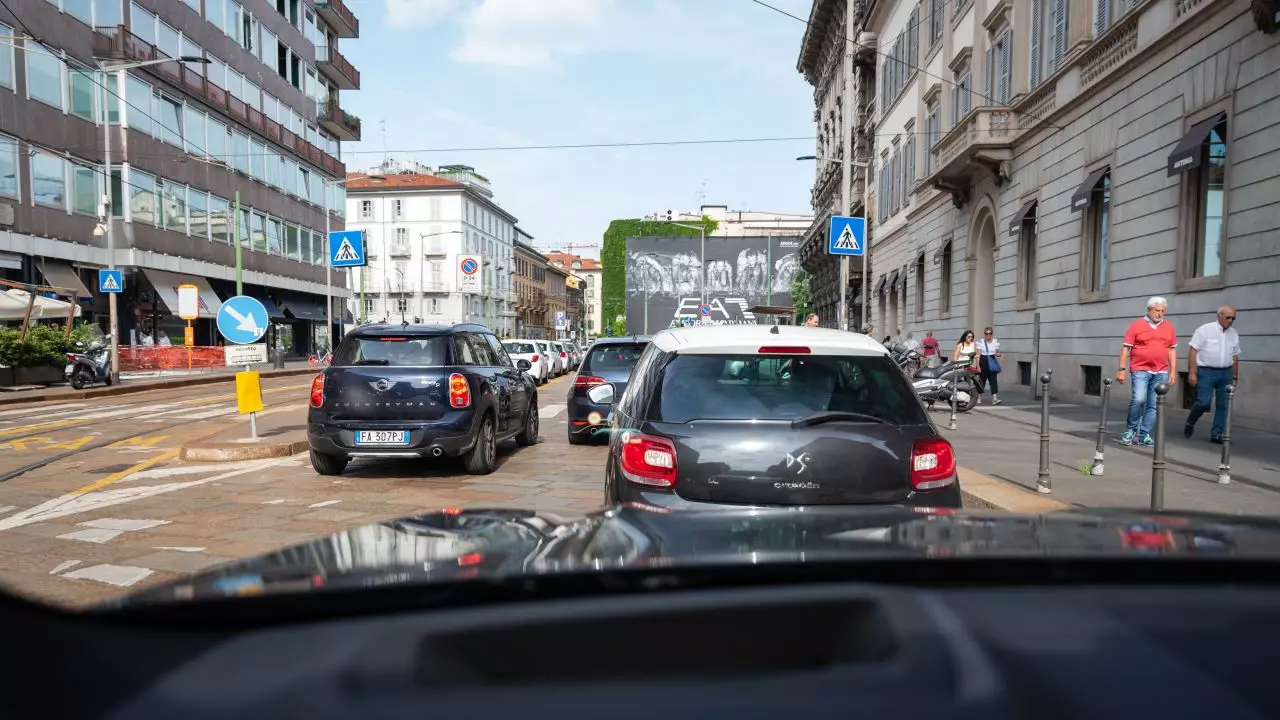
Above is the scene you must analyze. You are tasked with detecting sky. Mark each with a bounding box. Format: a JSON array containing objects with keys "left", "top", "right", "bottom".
[{"left": 339, "top": 0, "right": 820, "bottom": 258}]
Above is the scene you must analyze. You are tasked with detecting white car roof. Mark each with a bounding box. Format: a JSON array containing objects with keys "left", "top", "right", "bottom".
[{"left": 650, "top": 325, "right": 888, "bottom": 357}]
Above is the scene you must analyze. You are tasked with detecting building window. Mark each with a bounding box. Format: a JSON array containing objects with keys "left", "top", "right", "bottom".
[
  {"left": 153, "top": 94, "right": 183, "bottom": 146},
  {"left": 905, "top": 133, "right": 916, "bottom": 200},
  {"left": 952, "top": 67, "right": 971, "bottom": 124},
  {"left": 395, "top": 227, "right": 408, "bottom": 243},
  {"left": 1016, "top": 209, "right": 1038, "bottom": 304},
  {"left": 914, "top": 254, "right": 925, "bottom": 317},
  {"left": 392, "top": 198, "right": 403, "bottom": 219},
  {"left": 0, "top": 24, "right": 13, "bottom": 89},
  {"left": 161, "top": 180, "right": 187, "bottom": 234},
  {"left": 1095, "top": 0, "right": 1130, "bottom": 36},
  {"left": 364, "top": 297, "right": 375, "bottom": 316},
  {"left": 985, "top": 30, "right": 1012, "bottom": 105},
  {"left": 31, "top": 152, "right": 67, "bottom": 209},
  {"left": 266, "top": 217, "right": 282, "bottom": 254},
  {"left": 360, "top": 199, "right": 373, "bottom": 219},
  {"left": 128, "top": 169, "right": 156, "bottom": 225},
  {"left": 940, "top": 242, "right": 953, "bottom": 314},
  {"left": 923, "top": 101, "right": 939, "bottom": 177},
  {"left": 929, "top": 0, "right": 944, "bottom": 45},
  {"left": 1030, "top": 0, "right": 1068, "bottom": 88},
  {"left": 0, "top": 135, "right": 17, "bottom": 200},
  {"left": 1176, "top": 115, "right": 1228, "bottom": 281},
  {"left": 25, "top": 41, "right": 64, "bottom": 108},
  {"left": 1074, "top": 169, "right": 1111, "bottom": 294},
  {"left": 71, "top": 163, "right": 99, "bottom": 216},
  {"left": 210, "top": 195, "right": 230, "bottom": 243},
  {"left": 189, "top": 190, "right": 209, "bottom": 238}
]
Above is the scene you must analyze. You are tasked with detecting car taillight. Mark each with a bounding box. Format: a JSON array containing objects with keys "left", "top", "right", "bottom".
[
  {"left": 66, "top": 354, "right": 76, "bottom": 363},
  {"left": 309, "top": 373, "right": 325, "bottom": 408},
  {"left": 757, "top": 346, "right": 811, "bottom": 354},
  {"left": 448, "top": 373, "right": 470, "bottom": 408},
  {"left": 574, "top": 374, "right": 606, "bottom": 389},
  {"left": 560, "top": 351, "right": 567, "bottom": 358},
  {"left": 619, "top": 432, "right": 678, "bottom": 488},
  {"left": 531, "top": 354, "right": 539, "bottom": 362},
  {"left": 910, "top": 437, "right": 956, "bottom": 491}
]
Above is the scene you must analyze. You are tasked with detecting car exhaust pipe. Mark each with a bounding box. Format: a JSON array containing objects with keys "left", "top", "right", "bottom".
[{"left": 431, "top": 447, "right": 443, "bottom": 457}]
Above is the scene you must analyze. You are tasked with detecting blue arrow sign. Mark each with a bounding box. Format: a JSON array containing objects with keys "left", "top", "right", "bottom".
[
  {"left": 328, "top": 230, "right": 367, "bottom": 268},
  {"left": 98, "top": 269, "right": 123, "bottom": 294},
  {"left": 828, "top": 216, "right": 866, "bottom": 256},
  {"left": 217, "top": 295, "right": 269, "bottom": 345}
]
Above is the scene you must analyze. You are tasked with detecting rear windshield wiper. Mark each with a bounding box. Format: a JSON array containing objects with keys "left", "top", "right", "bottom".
[
  {"left": 354, "top": 359, "right": 390, "bottom": 365},
  {"left": 790, "top": 411, "right": 888, "bottom": 428}
]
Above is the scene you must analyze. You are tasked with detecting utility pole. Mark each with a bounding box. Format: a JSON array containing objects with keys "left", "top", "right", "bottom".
[
  {"left": 838, "top": 0, "right": 854, "bottom": 331},
  {"left": 101, "top": 68, "right": 120, "bottom": 384}
]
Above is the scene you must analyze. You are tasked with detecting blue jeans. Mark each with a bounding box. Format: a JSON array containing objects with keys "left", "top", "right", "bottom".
[
  {"left": 1187, "top": 366, "right": 1232, "bottom": 439},
  {"left": 1126, "top": 370, "right": 1169, "bottom": 437}
]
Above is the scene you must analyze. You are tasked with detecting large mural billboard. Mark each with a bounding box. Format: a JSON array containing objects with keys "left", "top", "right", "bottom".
[{"left": 624, "top": 235, "right": 800, "bottom": 334}]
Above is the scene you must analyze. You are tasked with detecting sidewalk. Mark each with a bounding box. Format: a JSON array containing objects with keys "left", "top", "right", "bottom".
[
  {"left": 179, "top": 402, "right": 310, "bottom": 462},
  {"left": 0, "top": 361, "right": 318, "bottom": 406},
  {"left": 943, "top": 386, "right": 1280, "bottom": 516}
]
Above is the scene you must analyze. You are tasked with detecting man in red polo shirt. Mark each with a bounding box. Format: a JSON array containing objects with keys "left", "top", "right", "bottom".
[{"left": 1115, "top": 296, "right": 1178, "bottom": 447}]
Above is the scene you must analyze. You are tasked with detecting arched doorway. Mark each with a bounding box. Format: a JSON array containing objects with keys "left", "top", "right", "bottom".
[{"left": 969, "top": 211, "right": 996, "bottom": 332}]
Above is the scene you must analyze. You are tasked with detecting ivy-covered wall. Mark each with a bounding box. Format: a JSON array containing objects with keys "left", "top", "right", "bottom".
[{"left": 600, "top": 218, "right": 718, "bottom": 336}]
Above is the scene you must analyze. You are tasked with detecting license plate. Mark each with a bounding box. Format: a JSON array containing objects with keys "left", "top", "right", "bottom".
[
  {"left": 354, "top": 430, "right": 409, "bottom": 445},
  {"left": 64, "top": 364, "right": 74, "bottom": 374}
]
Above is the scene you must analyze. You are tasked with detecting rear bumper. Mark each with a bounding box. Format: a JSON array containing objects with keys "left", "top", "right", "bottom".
[
  {"left": 616, "top": 478, "right": 964, "bottom": 511},
  {"left": 566, "top": 396, "right": 611, "bottom": 437},
  {"left": 307, "top": 409, "right": 480, "bottom": 459}
]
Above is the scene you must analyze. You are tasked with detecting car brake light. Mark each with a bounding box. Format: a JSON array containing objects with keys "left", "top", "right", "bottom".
[
  {"left": 309, "top": 373, "right": 325, "bottom": 408},
  {"left": 560, "top": 351, "right": 566, "bottom": 357},
  {"left": 757, "top": 346, "right": 811, "bottom": 354},
  {"left": 619, "top": 432, "right": 678, "bottom": 488},
  {"left": 531, "top": 354, "right": 539, "bottom": 362},
  {"left": 574, "top": 374, "right": 606, "bottom": 389},
  {"left": 910, "top": 437, "right": 957, "bottom": 491},
  {"left": 448, "top": 373, "right": 470, "bottom": 408}
]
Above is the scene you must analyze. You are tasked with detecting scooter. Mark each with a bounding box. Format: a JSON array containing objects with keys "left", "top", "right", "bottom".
[
  {"left": 912, "top": 359, "right": 979, "bottom": 412},
  {"left": 65, "top": 341, "right": 111, "bottom": 390}
]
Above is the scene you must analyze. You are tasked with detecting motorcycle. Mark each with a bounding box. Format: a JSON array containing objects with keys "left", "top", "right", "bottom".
[
  {"left": 65, "top": 341, "right": 111, "bottom": 390},
  {"left": 911, "top": 358, "right": 979, "bottom": 412}
]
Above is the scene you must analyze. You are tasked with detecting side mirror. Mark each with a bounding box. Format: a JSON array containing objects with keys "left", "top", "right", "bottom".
[
  {"left": 74, "top": 341, "right": 86, "bottom": 348},
  {"left": 586, "top": 382, "right": 615, "bottom": 405},
  {"left": 516, "top": 358, "right": 532, "bottom": 371}
]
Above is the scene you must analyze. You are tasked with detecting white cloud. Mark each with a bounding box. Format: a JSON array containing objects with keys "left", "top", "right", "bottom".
[
  {"left": 451, "top": 0, "right": 613, "bottom": 70},
  {"left": 383, "top": 0, "right": 464, "bottom": 30}
]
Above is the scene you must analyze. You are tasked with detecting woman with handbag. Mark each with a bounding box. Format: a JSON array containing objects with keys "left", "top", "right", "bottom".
[{"left": 976, "top": 326, "right": 1004, "bottom": 405}]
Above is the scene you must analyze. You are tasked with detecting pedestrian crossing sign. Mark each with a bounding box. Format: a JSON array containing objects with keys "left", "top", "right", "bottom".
[
  {"left": 328, "top": 230, "right": 367, "bottom": 268},
  {"left": 98, "top": 268, "right": 123, "bottom": 293},
  {"left": 828, "top": 216, "right": 866, "bottom": 257}
]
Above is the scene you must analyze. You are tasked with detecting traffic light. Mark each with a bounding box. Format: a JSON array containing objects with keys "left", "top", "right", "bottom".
[{"left": 665, "top": 209, "right": 673, "bottom": 221}]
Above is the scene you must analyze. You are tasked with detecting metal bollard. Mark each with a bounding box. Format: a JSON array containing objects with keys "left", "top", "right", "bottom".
[
  {"left": 1150, "top": 382, "right": 1170, "bottom": 511},
  {"left": 1037, "top": 370, "right": 1053, "bottom": 494},
  {"left": 1090, "top": 378, "right": 1113, "bottom": 476},
  {"left": 947, "top": 377, "right": 958, "bottom": 430},
  {"left": 1218, "top": 384, "right": 1236, "bottom": 485}
]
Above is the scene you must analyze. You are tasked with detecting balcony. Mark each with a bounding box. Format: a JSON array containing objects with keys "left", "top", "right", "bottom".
[
  {"left": 926, "top": 108, "right": 1019, "bottom": 206},
  {"left": 422, "top": 243, "right": 448, "bottom": 256},
  {"left": 388, "top": 243, "right": 411, "bottom": 257},
  {"left": 421, "top": 281, "right": 450, "bottom": 293},
  {"left": 315, "top": 0, "right": 360, "bottom": 38},
  {"left": 317, "top": 46, "right": 360, "bottom": 90},
  {"left": 93, "top": 25, "right": 346, "bottom": 179},
  {"left": 319, "top": 98, "right": 361, "bottom": 142}
]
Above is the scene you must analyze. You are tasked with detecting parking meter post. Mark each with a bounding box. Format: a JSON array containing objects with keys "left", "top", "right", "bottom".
[
  {"left": 1037, "top": 370, "right": 1053, "bottom": 494},
  {"left": 1217, "top": 383, "right": 1236, "bottom": 485},
  {"left": 1150, "top": 382, "right": 1170, "bottom": 510},
  {"left": 1090, "top": 378, "right": 1112, "bottom": 476}
]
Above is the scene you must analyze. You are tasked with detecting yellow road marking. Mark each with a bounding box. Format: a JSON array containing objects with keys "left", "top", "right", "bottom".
[
  {"left": 69, "top": 449, "right": 179, "bottom": 495},
  {"left": 0, "top": 436, "right": 54, "bottom": 451},
  {"left": 0, "top": 419, "right": 82, "bottom": 437},
  {"left": 41, "top": 435, "right": 94, "bottom": 451},
  {"left": 107, "top": 435, "right": 168, "bottom": 449}
]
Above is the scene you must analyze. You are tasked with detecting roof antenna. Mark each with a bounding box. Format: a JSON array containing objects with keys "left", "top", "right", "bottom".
[{"left": 770, "top": 324, "right": 780, "bottom": 334}]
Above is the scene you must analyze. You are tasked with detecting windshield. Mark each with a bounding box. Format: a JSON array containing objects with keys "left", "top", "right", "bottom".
[
  {"left": 505, "top": 342, "right": 536, "bottom": 355},
  {"left": 584, "top": 343, "right": 646, "bottom": 372},
  {"left": 331, "top": 336, "right": 449, "bottom": 366}
]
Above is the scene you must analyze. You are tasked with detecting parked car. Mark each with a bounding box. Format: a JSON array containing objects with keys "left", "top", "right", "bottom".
[
  {"left": 601, "top": 324, "right": 960, "bottom": 509},
  {"left": 539, "top": 340, "right": 563, "bottom": 377},
  {"left": 503, "top": 339, "right": 549, "bottom": 384},
  {"left": 551, "top": 341, "right": 571, "bottom": 373},
  {"left": 307, "top": 323, "right": 540, "bottom": 477},
  {"left": 566, "top": 336, "right": 650, "bottom": 445}
]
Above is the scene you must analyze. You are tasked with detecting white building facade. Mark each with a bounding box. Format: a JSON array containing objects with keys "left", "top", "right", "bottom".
[
  {"left": 344, "top": 164, "right": 517, "bottom": 335},
  {"left": 858, "top": 0, "right": 1280, "bottom": 429}
]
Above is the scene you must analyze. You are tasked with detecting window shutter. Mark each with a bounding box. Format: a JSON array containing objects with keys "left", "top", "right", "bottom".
[
  {"left": 998, "top": 31, "right": 1012, "bottom": 103},
  {"left": 1095, "top": 0, "right": 1109, "bottom": 36},
  {"left": 1052, "top": 0, "right": 1068, "bottom": 69},
  {"left": 1030, "top": 0, "right": 1043, "bottom": 87},
  {"left": 951, "top": 83, "right": 959, "bottom": 124},
  {"left": 909, "top": 6, "right": 920, "bottom": 66},
  {"left": 984, "top": 45, "right": 994, "bottom": 106},
  {"left": 906, "top": 135, "right": 916, "bottom": 201}
]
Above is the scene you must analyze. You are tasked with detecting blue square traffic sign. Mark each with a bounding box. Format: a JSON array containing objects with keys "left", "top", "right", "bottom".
[
  {"left": 98, "top": 268, "right": 123, "bottom": 293},
  {"left": 328, "top": 230, "right": 367, "bottom": 268},
  {"left": 828, "top": 216, "right": 866, "bottom": 256}
]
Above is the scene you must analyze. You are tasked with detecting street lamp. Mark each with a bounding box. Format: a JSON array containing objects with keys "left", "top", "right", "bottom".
[
  {"left": 418, "top": 230, "right": 462, "bottom": 322},
  {"left": 97, "top": 55, "right": 208, "bottom": 384},
  {"left": 667, "top": 220, "right": 708, "bottom": 306},
  {"left": 797, "top": 154, "right": 871, "bottom": 331}
]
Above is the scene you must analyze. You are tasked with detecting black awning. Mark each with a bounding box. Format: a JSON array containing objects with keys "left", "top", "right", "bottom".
[
  {"left": 279, "top": 293, "right": 327, "bottom": 322},
  {"left": 1167, "top": 112, "right": 1226, "bottom": 176},
  {"left": 1070, "top": 166, "right": 1111, "bottom": 212},
  {"left": 1008, "top": 200, "right": 1038, "bottom": 236},
  {"left": 873, "top": 274, "right": 888, "bottom": 296},
  {"left": 244, "top": 286, "right": 287, "bottom": 319},
  {"left": 887, "top": 269, "right": 901, "bottom": 293}
]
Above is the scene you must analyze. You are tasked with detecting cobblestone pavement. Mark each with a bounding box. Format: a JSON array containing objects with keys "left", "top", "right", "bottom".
[{"left": 0, "top": 373, "right": 605, "bottom": 609}]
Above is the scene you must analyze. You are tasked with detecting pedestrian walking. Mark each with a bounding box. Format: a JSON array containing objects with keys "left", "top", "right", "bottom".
[
  {"left": 975, "top": 326, "right": 1003, "bottom": 405},
  {"left": 1116, "top": 296, "right": 1178, "bottom": 447},
  {"left": 921, "top": 330, "right": 940, "bottom": 368},
  {"left": 953, "top": 330, "right": 977, "bottom": 365},
  {"left": 1185, "top": 305, "right": 1240, "bottom": 444}
]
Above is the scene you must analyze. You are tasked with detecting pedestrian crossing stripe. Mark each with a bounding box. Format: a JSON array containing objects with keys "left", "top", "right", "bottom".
[
  {"left": 333, "top": 238, "right": 360, "bottom": 262},
  {"left": 100, "top": 274, "right": 120, "bottom": 291},
  {"left": 834, "top": 225, "right": 860, "bottom": 251}
]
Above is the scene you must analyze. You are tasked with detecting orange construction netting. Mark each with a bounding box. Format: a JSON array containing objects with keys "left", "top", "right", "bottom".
[{"left": 118, "top": 346, "right": 228, "bottom": 372}]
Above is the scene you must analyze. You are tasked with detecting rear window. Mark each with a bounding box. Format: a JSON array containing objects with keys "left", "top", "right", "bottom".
[
  {"left": 583, "top": 343, "right": 647, "bottom": 372},
  {"left": 333, "top": 336, "right": 449, "bottom": 366},
  {"left": 654, "top": 353, "right": 925, "bottom": 425},
  {"left": 505, "top": 342, "right": 535, "bottom": 354}
]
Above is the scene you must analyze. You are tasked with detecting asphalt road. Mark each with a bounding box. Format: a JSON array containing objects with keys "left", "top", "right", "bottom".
[{"left": 0, "top": 372, "right": 603, "bottom": 609}]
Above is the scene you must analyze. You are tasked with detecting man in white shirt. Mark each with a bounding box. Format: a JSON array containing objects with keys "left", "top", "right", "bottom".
[{"left": 1184, "top": 305, "right": 1241, "bottom": 444}]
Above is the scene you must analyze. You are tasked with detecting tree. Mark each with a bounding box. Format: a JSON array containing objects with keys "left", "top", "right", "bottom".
[
  {"left": 600, "top": 215, "right": 720, "bottom": 335},
  {"left": 790, "top": 268, "right": 812, "bottom": 324}
]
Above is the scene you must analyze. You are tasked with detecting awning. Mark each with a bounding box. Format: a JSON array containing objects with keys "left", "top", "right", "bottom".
[
  {"left": 1167, "top": 113, "right": 1226, "bottom": 176},
  {"left": 0, "top": 252, "right": 21, "bottom": 271},
  {"left": 887, "top": 269, "right": 901, "bottom": 293},
  {"left": 1008, "top": 200, "right": 1038, "bottom": 236},
  {"left": 243, "top": 286, "right": 287, "bottom": 319},
  {"left": 873, "top": 274, "right": 888, "bottom": 296},
  {"left": 1, "top": 290, "right": 82, "bottom": 320},
  {"left": 1070, "top": 166, "right": 1111, "bottom": 212},
  {"left": 140, "top": 269, "right": 223, "bottom": 319},
  {"left": 38, "top": 261, "right": 92, "bottom": 301},
  {"left": 279, "top": 293, "right": 327, "bottom": 322}
]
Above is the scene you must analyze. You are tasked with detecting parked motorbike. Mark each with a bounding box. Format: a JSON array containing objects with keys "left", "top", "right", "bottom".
[
  {"left": 65, "top": 341, "right": 111, "bottom": 390},
  {"left": 911, "top": 359, "right": 979, "bottom": 412}
]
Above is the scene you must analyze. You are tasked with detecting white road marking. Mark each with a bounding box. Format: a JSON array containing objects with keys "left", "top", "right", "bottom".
[
  {"left": 539, "top": 403, "right": 566, "bottom": 419},
  {"left": 126, "top": 462, "right": 262, "bottom": 481},
  {"left": 0, "top": 506, "right": 15, "bottom": 516},
  {"left": 154, "top": 546, "right": 206, "bottom": 553},
  {"left": 79, "top": 518, "right": 170, "bottom": 531},
  {"left": 308, "top": 500, "right": 341, "bottom": 508},
  {"left": 261, "top": 499, "right": 288, "bottom": 505},
  {"left": 58, "top": 528, "right": 125, "bottom": 544},
  {"left": 61, "top": 564, "right": 153, "bottom": 587},
  {"left": 0, "top": 403, "right": 86, "bottom": 419},
  {"left": 50, "top": 560, "right": 81, "bottom": 575}
]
